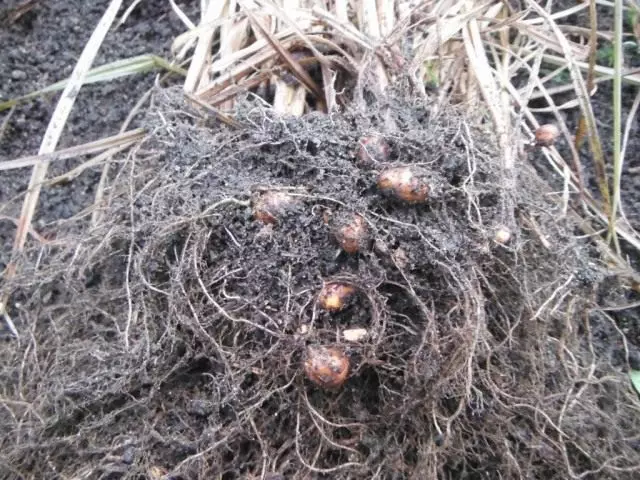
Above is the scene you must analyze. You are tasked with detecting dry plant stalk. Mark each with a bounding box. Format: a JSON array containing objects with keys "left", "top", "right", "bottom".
[
  {"left": 271, "top": 0, "right": 309, "bottom": 115},
  {"left": 183, "top": 0, "right": 228, "bottom": 94},
  {"left": 219, "top": 0, "right": 251, "bottom": 111}
]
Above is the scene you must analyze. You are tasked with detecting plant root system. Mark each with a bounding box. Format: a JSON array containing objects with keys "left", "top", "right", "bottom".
[{"left": 1, "top": 87, "right": 639, "bottom": 479}]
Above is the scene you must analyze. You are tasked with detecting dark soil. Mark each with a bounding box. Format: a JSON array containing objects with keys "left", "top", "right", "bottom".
[
  {"left": 0, "top": 0, "right": 195, "bottom": 271},
  {"left": 1, "top": 2, "right": 640, "bottom": 480}
]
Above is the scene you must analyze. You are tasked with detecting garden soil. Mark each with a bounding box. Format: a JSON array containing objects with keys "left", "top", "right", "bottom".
[{"left": 1, "top": 1, "right": 640, "bottom": 479}]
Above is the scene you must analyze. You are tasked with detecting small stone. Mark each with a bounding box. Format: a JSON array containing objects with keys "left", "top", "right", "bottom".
[
  {"left": 11, "top": 70, "right": 27, "bottom": 81},
  {"left": 494, "top": 227, "right": 511, "bottom": 245},
  {"left": 343, "top": 328, "right": 368, "bottom": 342},
  {"left": 122, "top": 446, "right": 135, "bottom": 464}
]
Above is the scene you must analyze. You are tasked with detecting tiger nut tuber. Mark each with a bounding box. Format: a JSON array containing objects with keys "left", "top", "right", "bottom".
[
  {"left": 356, "top": 135, "right": 389, "bottom": 167},
  {"left": 252, "top": 191, "right": 296, "bottom": 225},
  {"left": 304, "top": 345, "right": 350, "bottom": 389},
  {"left": 333, "top": 213, "right": 368, "bottom": 254},
  {"left": 377, "top": 166, "right": 429, "bottom": 203},
  {"left": 318, "top": 282, "right": 356, "bottom": 312},
  {"left": 534, "top": 124, "right": 559, "bottom": 147}
]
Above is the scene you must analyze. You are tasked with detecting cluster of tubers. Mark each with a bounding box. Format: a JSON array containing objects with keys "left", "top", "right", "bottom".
[
  {"left": 251, "top": 131, "right": 538, "bottom": 390},
  {"left": 251, "top": 135, "right": 436, "bottom": 391}
]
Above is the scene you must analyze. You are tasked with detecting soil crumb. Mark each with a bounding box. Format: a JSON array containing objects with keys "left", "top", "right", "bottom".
[{"left": 1, "top": 87, "right": 639, "bottom": 479}]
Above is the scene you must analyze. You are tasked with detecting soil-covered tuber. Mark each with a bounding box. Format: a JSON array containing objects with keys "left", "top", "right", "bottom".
[
  {"left": 377, "top": 166, "right": 429, "bottom": 203},
  {"left": 304, "top": 345, "right": 350, "bottom": 389},
  {"left": 318, "top": 282, "right": 356, "bottom": 312},
  {"left": 252, "top": 191, "right": 297, "bottom": 224},
  {"left": 333, "top": 213, "right": 368, "bottom": 254}
]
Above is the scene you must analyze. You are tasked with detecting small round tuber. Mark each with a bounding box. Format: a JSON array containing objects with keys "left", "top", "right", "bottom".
[
  {"left": 318, "top": 282, "right": 356, "bottom": 312},
  {"left": 534, "top": 124, "right": 559, "bottom": 147},
  {"left": 333, "top": 213, "right": 368, "bottom": 254},
  {"left": 356, "top": 134, "right": 389, "bottom": 167},
  {"left": 252, "top": 191, "right": 296, "bottom": 225},
  {"left": 377, "top": 166, "right": 429, "bottom": 203},
  {"left": 304, "top": 345, "right": 350, "bottom": 389}
]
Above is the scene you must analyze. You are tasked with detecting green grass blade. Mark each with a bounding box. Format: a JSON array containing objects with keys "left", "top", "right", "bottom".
[{"left": 0, "top": 54, "right": 186, "bottom": 112}]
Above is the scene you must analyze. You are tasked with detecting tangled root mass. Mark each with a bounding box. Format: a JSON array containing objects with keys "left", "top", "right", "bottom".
[{"left": 1, "top": 87, "right": 640, "bottom": 479}]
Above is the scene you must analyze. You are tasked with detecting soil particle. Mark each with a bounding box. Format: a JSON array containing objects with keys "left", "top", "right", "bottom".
[{"left": 0, "top": 0, "right": 194, "bottom": 222}]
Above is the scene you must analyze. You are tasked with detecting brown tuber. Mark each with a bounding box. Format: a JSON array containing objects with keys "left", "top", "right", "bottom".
[
  {"left": 318, "top": 282, "right": 356, "bottom": 312},
  {"left": 356, "top": 134, "right": 389, "bottom": 167},
  {"left": 333, "top": 213, "right": 368, "bottom": 254},
  {"left": 304, "top": 345, "right": 350, "bottom": 389},
  {"left": 534, "top": 124, "right": 560, "bottom": 147},
  {"left": 377, "top": 166, "right": 429, "bottom": 203},
  {"left": 252, "top": 191, "right": 296, "bottom": 225}
]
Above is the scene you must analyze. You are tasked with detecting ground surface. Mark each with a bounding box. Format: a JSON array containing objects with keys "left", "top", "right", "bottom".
[
  {"left": 1, "top": 1, "right": 640, "bottom": 479},
  {"left": 552, "top": 1, "right": 640, "bottom": 348},
  {"left": 0, "top": 0, "right": 195, "bottom": 262}
]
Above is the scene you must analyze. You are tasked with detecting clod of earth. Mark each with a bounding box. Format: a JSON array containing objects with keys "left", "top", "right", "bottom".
[
  {"left": 318, "top": 282, "right": 357, "bottom": 312},
  {"left": 377, "top": 166, "right": 430, "bottom": 203},
  {"left": 304, "top": 345, "right": 350, "bottom": 389}
]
